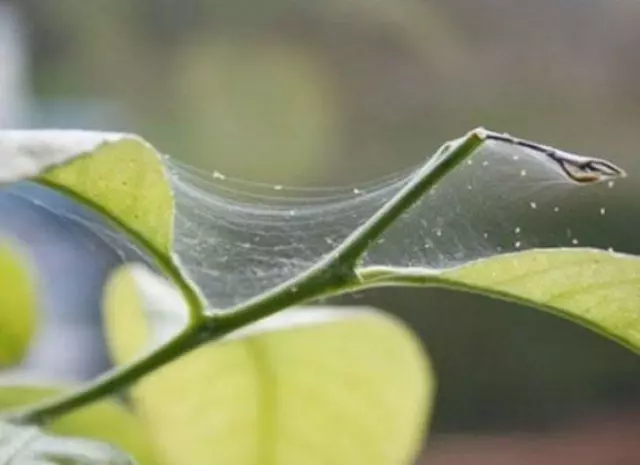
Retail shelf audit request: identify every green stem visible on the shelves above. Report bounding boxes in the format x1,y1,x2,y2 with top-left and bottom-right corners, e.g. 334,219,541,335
8,128,486,425
330,130,484,266
8,326,202,425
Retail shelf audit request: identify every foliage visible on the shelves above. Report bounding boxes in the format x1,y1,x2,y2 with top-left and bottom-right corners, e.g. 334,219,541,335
105,265,431,465
0,129,636,464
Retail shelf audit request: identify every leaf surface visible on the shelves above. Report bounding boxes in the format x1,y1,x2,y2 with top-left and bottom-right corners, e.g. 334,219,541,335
104,265,432,465
360,248,640,351
0,131,173,257
0,243,37,367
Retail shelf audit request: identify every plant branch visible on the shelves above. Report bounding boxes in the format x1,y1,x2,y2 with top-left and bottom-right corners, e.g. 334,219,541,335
7,128,487,425
5,325,202,425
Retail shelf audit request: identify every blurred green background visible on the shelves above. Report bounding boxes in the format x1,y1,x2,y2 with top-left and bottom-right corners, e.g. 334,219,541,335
3,1,640,463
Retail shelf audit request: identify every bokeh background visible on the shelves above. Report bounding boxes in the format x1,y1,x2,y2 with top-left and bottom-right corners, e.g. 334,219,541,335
2,1,640,463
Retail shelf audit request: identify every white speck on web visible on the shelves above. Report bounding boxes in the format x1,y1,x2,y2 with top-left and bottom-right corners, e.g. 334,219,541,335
530,202,537,209
212,171,226,180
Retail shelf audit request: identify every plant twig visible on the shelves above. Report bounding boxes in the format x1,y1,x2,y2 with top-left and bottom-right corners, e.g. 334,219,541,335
4,128,518,425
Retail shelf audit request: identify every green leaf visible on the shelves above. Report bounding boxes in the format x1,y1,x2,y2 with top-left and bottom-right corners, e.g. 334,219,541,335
0,131,173,258
103,264,190,364
0,419,133,465
0,242,37,367
360,248,640,352
0,386,160,465
103,265,432,465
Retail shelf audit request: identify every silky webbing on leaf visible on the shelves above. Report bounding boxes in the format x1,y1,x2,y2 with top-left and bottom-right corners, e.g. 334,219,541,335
165,128,625,309
1,129,625,312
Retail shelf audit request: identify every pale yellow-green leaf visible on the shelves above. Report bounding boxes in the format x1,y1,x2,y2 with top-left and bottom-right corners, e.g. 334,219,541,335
0,385,161,465
104,264,190,363
0,131,173,256
0,243,37,367
104,265,432,465
360,248,640,352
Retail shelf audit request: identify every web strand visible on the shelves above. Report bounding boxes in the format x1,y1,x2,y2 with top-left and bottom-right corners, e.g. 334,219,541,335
165,130,625,310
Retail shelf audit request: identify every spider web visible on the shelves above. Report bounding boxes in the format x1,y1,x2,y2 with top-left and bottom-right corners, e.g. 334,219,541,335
1,133,623,313
166,135,623,310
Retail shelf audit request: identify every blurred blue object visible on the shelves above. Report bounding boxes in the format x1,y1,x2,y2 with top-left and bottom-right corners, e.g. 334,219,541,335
0,183,139,380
